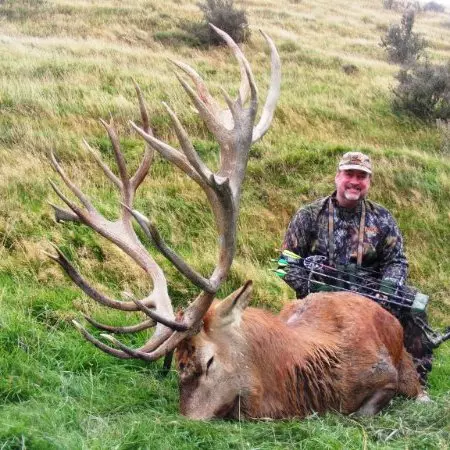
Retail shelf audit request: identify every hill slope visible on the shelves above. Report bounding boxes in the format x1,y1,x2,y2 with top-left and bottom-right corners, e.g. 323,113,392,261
0,0,449,448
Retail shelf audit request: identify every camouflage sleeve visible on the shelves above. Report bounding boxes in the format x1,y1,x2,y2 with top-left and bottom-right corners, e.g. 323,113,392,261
283,264,310,298
282,206,313,257
281,207,313,297
379,213,408,286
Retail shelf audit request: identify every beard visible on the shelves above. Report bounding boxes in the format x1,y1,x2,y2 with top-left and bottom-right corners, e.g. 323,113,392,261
343,187,363,201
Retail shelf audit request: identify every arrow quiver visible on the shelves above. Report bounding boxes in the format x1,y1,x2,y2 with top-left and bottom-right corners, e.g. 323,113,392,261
274,251,450,349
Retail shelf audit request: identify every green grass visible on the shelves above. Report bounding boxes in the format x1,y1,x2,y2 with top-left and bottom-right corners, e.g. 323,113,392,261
1,0,450,448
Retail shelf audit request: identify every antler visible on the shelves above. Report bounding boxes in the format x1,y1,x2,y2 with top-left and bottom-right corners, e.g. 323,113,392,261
49,25,281,362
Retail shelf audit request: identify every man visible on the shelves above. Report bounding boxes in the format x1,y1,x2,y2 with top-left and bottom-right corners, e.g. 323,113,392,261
282,151,432,385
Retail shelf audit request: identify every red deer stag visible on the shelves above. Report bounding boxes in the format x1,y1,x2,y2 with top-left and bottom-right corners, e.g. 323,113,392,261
48,25,423,420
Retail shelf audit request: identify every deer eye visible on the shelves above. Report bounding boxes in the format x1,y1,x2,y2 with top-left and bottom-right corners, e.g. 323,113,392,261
205,356,214,374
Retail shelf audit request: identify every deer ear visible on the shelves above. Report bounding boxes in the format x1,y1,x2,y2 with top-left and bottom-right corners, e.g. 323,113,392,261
215,281,253,325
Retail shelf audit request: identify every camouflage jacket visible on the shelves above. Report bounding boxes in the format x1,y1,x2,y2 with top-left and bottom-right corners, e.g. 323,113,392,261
282,193,408,298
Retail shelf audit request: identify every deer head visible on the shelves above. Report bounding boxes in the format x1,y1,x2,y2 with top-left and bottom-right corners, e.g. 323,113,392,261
176,281,255,419
48,25,281,382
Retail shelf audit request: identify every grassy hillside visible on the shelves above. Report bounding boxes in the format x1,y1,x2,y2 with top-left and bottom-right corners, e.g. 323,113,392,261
0,0,449,448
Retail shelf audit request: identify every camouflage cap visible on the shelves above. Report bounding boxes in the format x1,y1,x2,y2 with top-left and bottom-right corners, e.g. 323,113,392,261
338,152,372,174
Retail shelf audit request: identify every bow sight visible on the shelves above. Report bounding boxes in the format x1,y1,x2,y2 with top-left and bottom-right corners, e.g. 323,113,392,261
274,251,450,349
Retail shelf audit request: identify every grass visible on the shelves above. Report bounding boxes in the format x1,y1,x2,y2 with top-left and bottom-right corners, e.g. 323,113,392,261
0,0,450,448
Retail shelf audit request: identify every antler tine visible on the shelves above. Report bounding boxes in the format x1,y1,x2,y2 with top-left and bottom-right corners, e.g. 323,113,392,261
220,87,239,125
131,298,190,332
102,325,195,362
49,152,96,215
161,101,213,187
97,117,136,224
49,179,86,223
131,146,153,192
169,60,229,126
209,23,258,111
236,49,250,107
129,121,206,187
252,31,281,143
83,139,122,189
101,333,164,361
83,86,153,195
99,118,130,190
133,80,151,135
78,319,179,365
45,244,148,311
125,206,215,293
49,202,81,223
77,291,210,363
174,73,232,143
130,80,155,191
72,320,134,359
131,103,230,198
48,241,185,352
207,23,251,107
73,316,179,361
170,56,245,131
84,314,155,333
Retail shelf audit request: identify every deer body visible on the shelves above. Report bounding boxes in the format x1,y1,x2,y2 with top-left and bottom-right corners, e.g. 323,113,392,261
177,290,421,419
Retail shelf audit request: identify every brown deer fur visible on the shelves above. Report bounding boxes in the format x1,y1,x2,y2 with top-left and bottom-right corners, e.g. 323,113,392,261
176,287,422,420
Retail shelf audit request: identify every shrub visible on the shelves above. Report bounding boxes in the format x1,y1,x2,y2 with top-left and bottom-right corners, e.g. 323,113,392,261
407,1,422,12
383,0,421,11
342,64,359,75
193,0,250,46
381,10,427,64
423,1,445,12
393,61,450,121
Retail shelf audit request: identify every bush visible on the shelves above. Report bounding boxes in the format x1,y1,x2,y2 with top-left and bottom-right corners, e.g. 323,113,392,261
423,1,445,12
193,0,250,46
342,64,359,75
393,61,450,121
407,1,422,12
381,10,427,64
383,0,421,11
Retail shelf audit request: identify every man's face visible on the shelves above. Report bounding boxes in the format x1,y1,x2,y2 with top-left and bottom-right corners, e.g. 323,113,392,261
335,169,371,207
